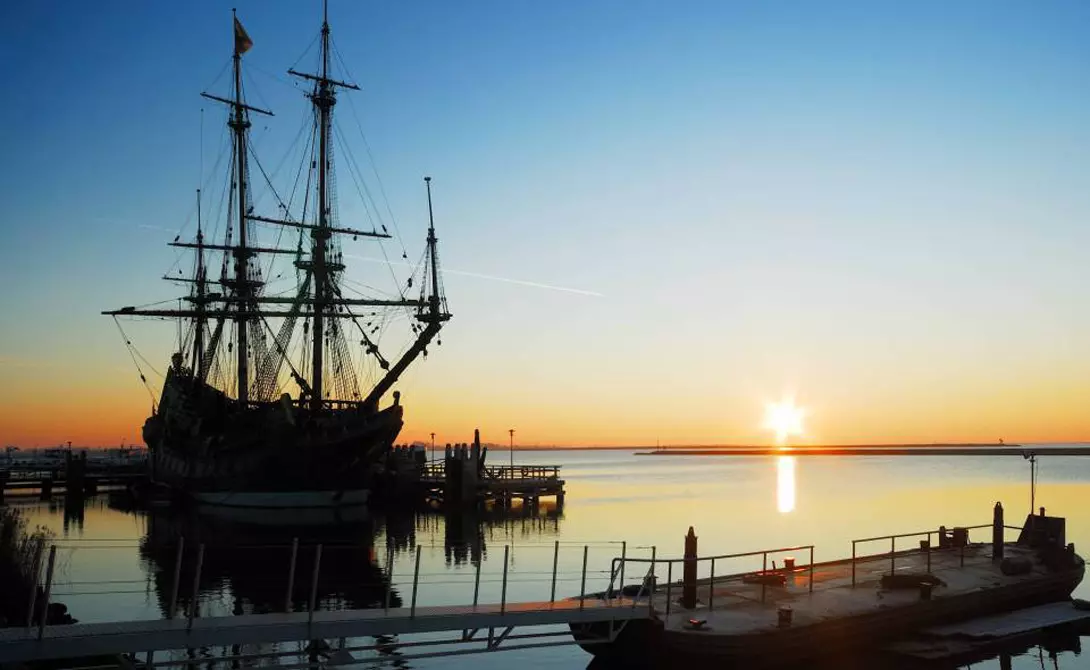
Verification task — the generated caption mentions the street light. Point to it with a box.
[509,428,515,469]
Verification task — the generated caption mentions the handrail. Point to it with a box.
[609,543,816,614]
[850,521,1024,586]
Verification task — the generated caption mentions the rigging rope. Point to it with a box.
[112,318,158,412]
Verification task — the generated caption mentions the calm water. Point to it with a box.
[10,447,1090,669]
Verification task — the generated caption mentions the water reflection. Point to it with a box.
[376,500,564,566]
[139,510,397,617]
[777,456,796,514]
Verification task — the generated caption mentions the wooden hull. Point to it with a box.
[143,372,404,506]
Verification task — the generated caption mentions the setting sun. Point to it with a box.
[764,397,806,445]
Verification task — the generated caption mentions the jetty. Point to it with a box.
[396,430,565,507]
[1,504,1084,667]
[0,451,145,500]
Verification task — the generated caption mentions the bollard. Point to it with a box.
[682,527,698,609]
[36,546,56,641]
[993,501,1004,561]
[168,537,185,619]
[549,540,559,603]
[187,544,205,630]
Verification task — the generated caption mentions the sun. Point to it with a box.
[764,397,805,445]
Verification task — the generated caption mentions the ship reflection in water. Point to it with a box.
[134,498,563,621]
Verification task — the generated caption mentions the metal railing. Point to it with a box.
[418,464,562,482]
[610,544,815,616]
[850,523,1024,586]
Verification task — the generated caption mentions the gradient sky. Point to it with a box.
[2,1,1089,447]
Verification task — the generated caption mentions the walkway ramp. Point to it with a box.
[0,599,647,663]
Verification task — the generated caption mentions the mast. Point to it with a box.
[311,3,332,412]
[287,0,360,411]
[361,177,451,409]
[230,8,251,405]
[192,189,207,380]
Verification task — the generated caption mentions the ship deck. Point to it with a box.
[632,543,1069,640]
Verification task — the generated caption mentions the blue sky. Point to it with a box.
[1,1,1089,446]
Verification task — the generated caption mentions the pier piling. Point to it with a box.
[993,501,1005,561]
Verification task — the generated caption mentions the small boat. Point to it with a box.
[570,504,1084,666]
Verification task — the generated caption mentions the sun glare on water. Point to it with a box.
[764,397,805,446]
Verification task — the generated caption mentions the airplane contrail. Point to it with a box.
[344,254,604,297]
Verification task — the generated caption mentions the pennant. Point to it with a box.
[234,17,253,55]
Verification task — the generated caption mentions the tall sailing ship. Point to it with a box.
[104,6,451,510]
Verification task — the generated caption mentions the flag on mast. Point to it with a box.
[234,17,253,55]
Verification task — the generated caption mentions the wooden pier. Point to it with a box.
[408,430,565,507]
[1,451,145,500]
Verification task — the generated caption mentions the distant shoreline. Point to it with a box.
[636,444,1090,457]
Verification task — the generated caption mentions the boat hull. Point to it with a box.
[144,371,404,511]
[572,548,1085,666]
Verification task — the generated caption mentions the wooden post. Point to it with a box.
[579,545,589,610]
[993,501,1004,561]
[682,527,698,609]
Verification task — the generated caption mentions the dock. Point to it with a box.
[406,430,565,507]
[0,505,1082,666]
[1,451,145,500]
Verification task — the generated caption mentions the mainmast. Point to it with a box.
[288,0,360,412]
[230,11,252,404]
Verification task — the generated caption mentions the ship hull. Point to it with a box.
[143,371,403,512]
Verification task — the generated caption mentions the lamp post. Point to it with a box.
[509,429,515,469]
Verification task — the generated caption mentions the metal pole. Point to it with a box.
[187,543,205,631]
[809,546,814,594]
[500,545,510,615]
[410,546,421,618]
[619,541,627,594]
[284,537,298,612]
[709,557,715,611]
[852,541,856,587]
[549,540,559,603]
[25,538,43,628]
[307,544,323,625]
[762,553,767,603]
[666,561,673,616]
[383,546,394,613]
[579,545,589,610]
[890,536,895,575]
[168,537,185,619]
[473,557,482,607]
[926,537,932,574]
[36,546,56,641]
[649,546,657,616]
